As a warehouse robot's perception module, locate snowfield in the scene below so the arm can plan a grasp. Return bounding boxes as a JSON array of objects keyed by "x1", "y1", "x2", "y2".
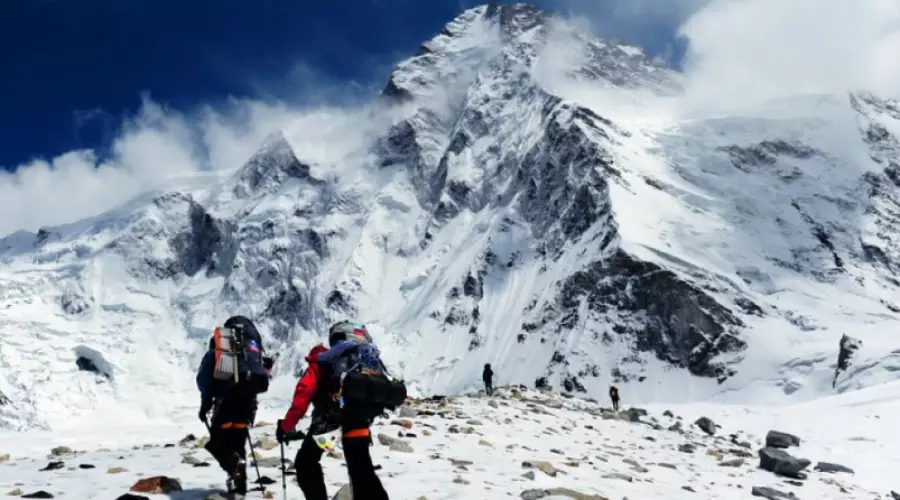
[{"x1": 1, "y1": 385, "x2": 898, "y2": 499}]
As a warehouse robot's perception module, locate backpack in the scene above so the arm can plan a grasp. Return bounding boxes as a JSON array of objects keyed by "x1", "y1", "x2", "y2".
[
  {"x1": 322, "y1": 341, "x2": 407, "y2": 420},
  {"x1": 211, "y1": 324, "x2": 270, "y2": 395}
]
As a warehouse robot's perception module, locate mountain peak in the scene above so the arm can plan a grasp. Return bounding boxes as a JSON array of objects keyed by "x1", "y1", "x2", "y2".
[{"x1": 232, "y1": 131, "x2": 312, "y2": 198}]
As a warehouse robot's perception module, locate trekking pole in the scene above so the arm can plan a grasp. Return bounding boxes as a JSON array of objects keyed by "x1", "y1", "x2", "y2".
[
  {"x1": 245, "y1": 430, "x2": 265, "y2": 493},
  {"x1": 279, "y1": 441, "x2": 287, "y2": 500}
]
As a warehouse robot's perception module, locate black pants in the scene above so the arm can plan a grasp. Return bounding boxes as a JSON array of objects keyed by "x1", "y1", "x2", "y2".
[
  {"x1": 294, "y1": 420, "x2": 389, "y2": 500},
  {"x1": 205, "y1": 396, "x2": 254, "y2": 476},
  {"x1": 611, "y1": 397, "x2": 620, "y2": 411},
  {"x1": 484, "y1": 380, "x2": 493, "y2": 396}
]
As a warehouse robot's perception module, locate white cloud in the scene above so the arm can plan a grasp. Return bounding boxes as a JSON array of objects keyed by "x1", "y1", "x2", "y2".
[
  {"x1": 0, "y1": 83, "x2": 373, "y2": 237},
  {"x1": 678, "y1": 0, "x2": 900, "y2": 113}
]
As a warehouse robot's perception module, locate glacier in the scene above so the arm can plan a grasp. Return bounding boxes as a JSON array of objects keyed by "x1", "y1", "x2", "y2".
[{"x1": 1, "y1": 3, "x2": 900, "y2": 431}]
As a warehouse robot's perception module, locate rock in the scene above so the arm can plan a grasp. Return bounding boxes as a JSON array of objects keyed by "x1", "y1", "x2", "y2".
[
  {"x1": 377, "y1": 433, "x2": 413, "y2": 453},
  {"x1": 194, "y1": 436, "x2": 210, "y2": 449},
  {"x1": 466, "y1": 419, "x2": 483, "y2": 425},
  {"x1": 488, "y1": 400, "x2": 499, "y2": 409},
  {"x1": 765, "y1": 430, "x2": 801, "y2": 449},
  {"x1": 678, "y1": 443, "x2": 696, "y2": 454},
  {"x1": 50, "y1": 446, "x2": 72, "y2": 456},
  {"x1": 728, "y1": 448, "x2": 754, "y2": 458},
  {"x1": 78, "y1": 464, "x2": 96, "y2": 469},
  {"x1": 620, "y1": 408, "x2": 647, "y2": 422},
  {"x1": 750, "y1": 486, "x2": 797, "y2": 499},
  {"x1": 668, "y1": 421, "x2": 683, "y2": 433},
  {"x1": 520, "y1": 488, "x2": 609, "y2": 500},
  {"x1": 193, "y1": 462, "x2": 211, "y2": 468},
  {"x1": 20, "y1": 492, "x2": 53, "y2": 499},
  {"x1": 814, "y1": 461, "x2": 854, "y2": 474},
  {"x1": 478, "y1": 439, "x2": 492, "y2": 447},
  {"x1": 107, "y1": 466, "x2": 128, "y2": 474},
  {"x1": 39, "y1": 461, "x2": 64, "y2": 472},
  {"x1": 391, "y1": 419, "x2": 414, "y2": 429},
  {"x1": 255, "y1": 437, "x2": 278, "y2": 451},
  {"x1": 694, "y1": 417, "x2": 716, "y2": 436},
  {"x1": 0, "y1": 454, "x2": 9, "y2": 463},
  {"x1": 331, "y1": 483, "x2": 352, "y2": 500},
  {"x1": 663, "y1": 410, "x2": 674, "y2": 418},
  {"x1": 255, "y1": 420, "x2": 273, "y2": 427},
  {"x1": 833, "y1": 334, "x2": 862, "y2": 388},
  {"x1": 398, "y1": 405, "x2": 417, "y2": 418},
  {"x1": 422, "y1": 429, "x2": 432, "y2": 436},
  {"x1": 891, "y1": 492, "x2": 900, "y2": 500},
  {"x1": 602, "y1": 472, "x2": 633, "y2": 482},
  {"x1": 254, "y1": 457, "x2": 284, "y2": 468},
  {"x1": 449, "y1": 458, "x2": 473, "y2": 467},
  {"x1": 681, "y1": 486, "x2": 696, "y2": 492},
  {"x1": 758, "y1": 447, "x2": 811, "y2": 478},
  {"x1": 522, "y1": 471, "x2": 536, "y2": 480},
  {"x1": 522, "y1": 460, "x2": 559, "y2": 477},
  {"x1": 719, "y1": 458, "x2": 744, "y2": 467},
  {"x1": 657, "y1": 463, "x2": 678, "y2": 470},
  {"x1": 129, "y1": 476, "x2": 183, "y2": 494},
  {"x1": 182, "y1": 455, "x2": 202, "y2": 465},
  {"x1": 178, "y1": 434, "x2": 197, "y2": 445},
  {"x1": 7, "y1": 489, "x2": 21, "y2": 497}
]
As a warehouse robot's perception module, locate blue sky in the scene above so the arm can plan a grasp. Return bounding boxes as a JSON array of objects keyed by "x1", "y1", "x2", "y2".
[{"x1": 0, "y1": 0, "x2": 694, "y2": 170}]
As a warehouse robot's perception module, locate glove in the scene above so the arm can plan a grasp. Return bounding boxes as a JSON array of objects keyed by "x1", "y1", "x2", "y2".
[
  {"x1": 276, "y1": 419, "x2": 287, "y2": 443},
  {"x1": 198, "y1": 404, "x2": 211, "y2": 424}
]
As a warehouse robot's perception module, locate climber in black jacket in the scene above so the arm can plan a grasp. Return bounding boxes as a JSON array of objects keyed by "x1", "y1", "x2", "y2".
[{"x1": 482, "y1": 363, "x2": 494, "y2": 396}]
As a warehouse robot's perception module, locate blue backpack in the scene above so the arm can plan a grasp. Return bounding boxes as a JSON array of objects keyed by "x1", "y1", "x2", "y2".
[{"x1": 318, "y1": 340, "x2": 407, "y2": 419}]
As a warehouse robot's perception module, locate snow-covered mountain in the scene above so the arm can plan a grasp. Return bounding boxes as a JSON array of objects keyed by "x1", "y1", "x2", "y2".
[{"x1": 2, "y1": 3, "x2": 900, "y2": 431}]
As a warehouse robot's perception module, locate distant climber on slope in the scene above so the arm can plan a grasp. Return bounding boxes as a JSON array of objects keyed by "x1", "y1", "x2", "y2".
[
  {"x1": 483, "y1": 363, "x2": 494, "y2": 396},
  {"x1": 196, "y1": 315, "x2": 272, "y2": 497},
  {"x1": 609, "y1": 384, "x2": 620, "y2": 411},
  {"x1": 276, "y1": 321, "x2": 407, "y2": 500}
]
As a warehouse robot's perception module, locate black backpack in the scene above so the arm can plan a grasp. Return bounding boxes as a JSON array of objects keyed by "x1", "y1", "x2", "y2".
[
  {"x1": 323, "y1": 341, "x2": 407, "y2": 420},
  {"x1": 211, "y1": 319, "x2": 269, "y2": 395}
]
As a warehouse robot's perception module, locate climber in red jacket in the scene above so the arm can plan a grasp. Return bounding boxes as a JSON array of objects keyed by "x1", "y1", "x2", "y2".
[{"x1": 276, "y1": 324, "x2": 395, "y2": 500}]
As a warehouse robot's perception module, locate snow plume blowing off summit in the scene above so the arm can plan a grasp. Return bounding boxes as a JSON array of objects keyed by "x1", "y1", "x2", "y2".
[{"x1": 3, "y1": 0, "x2": 900, "y2": 432}]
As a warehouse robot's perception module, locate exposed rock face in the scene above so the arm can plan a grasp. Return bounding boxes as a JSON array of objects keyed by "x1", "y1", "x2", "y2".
[{"x1": 833, "y1": 334, "x2": 862, "y2": 388}]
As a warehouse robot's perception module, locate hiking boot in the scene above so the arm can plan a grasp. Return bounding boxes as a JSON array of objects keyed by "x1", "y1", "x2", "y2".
[{"x1": 233, "y1": 459, "x2": 248, "y2": 495}]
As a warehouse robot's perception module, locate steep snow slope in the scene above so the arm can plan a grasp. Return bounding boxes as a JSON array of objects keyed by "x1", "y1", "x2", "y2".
[
  {"x1": 2, "y1": 385, "x2": 899, "y2": 499},
  {"x1": 2, "y1": 3, "x2": 900, "y2": 431}
]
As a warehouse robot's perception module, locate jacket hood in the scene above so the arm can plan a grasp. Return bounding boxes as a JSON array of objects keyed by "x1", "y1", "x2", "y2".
[{"x1": 305, "y1": 344, "x2": 328, "y2": 362}]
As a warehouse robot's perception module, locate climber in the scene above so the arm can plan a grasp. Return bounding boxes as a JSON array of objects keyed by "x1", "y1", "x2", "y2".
[
  {"x1": 483, "y1": 363, "x2": 494, "y2": 396},
  {"x1": 276, "y1": 321, "x2": 407, "y2": 500},
  {"x1": 609, "y1": 384, "x2": 620, "y2": 411},
  {"x1": 197, "y1": 315, "x2": 271, "y2": 496}
]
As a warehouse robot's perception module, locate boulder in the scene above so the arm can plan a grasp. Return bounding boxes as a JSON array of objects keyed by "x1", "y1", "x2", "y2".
[
  {"x1": 765, "y1": 430, "x2": 800, "y2": 449},
  {"x1": 21, "y1": 492, "x2": 54, "y2": 499},
  {"x1": 814, "y1": 461, "x2": 854, "y2": 474},
  {"x1": 751, "y1": 486, "x2": 797, "y2": 499},
  {"x1": 758, "y1": 447, "x2": 811, "y2": 478},
  {"x1": 694, "y1": 417, "x2": 716, "y2": 436},
  {"x1": 129, "y1": 476, "x2": 183, "y2": 494}
]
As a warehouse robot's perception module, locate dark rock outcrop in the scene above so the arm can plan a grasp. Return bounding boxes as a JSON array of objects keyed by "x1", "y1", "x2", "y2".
[{"x1": 833, "y1": 334, "x2": 862, "y2": 388}]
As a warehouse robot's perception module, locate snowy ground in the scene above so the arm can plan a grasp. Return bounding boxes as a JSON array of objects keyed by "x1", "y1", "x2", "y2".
[{"x1": 1, "y1": 384, "x2": 897, "y2": 500}]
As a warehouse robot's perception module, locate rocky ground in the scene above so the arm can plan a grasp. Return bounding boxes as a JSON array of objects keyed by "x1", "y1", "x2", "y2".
[{"x1": 0, "y1": 386, "x2": 896, "y2": 499}]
